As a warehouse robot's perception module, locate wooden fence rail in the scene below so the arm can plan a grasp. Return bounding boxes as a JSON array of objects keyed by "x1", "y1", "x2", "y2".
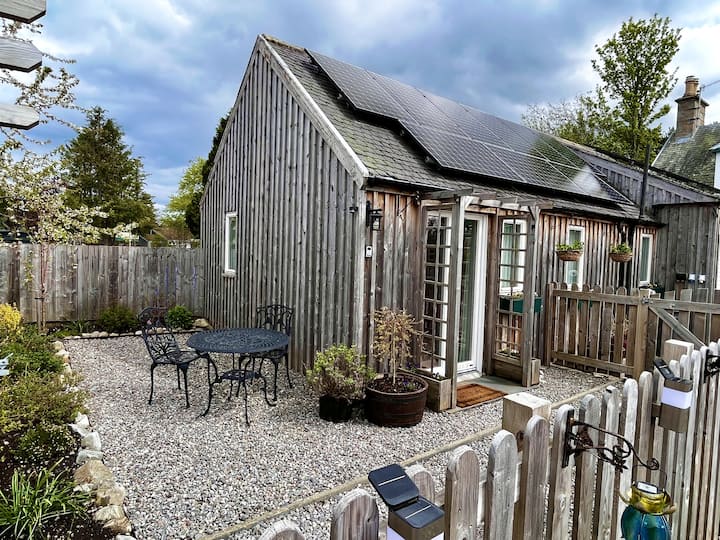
[
  {"x1": 0, "y1": 244, "x2": 204, "y2": 322},
  {"x1": 546, "y1": 283, "x2": 720, "y2": 376},
  {"x1": 258, "y1": 339, "x2": 720, "y2": 539}
]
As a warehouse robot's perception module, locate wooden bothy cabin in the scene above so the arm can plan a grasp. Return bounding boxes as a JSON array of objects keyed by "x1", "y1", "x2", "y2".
[{"x1": 201, "y1": 35, "x2": 720, "y2": 405}]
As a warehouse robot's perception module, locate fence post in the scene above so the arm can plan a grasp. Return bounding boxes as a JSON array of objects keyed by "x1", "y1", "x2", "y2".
[
  {"x1": 406, "y1": 464, "x2": 435, "y2": 502},
  {"x1": 633, "y1": 290, "x2": 650, "y2": 378},
  {"x1": 544, "y1": 282, "x2": 556, "y2": 365},
  {"x1": 330, "y1": 488, "x2": 378, "y2": 540},
  {"x1": 259, "y1": 519, "x2": 305, "y2": 540},
  {"x1": 514, "y1": 416, "x2": 548, "y2": 540},
  {"x1": 445, "y1": 444, "x2": 479, "y2": 540},
  {"x1": 547, "y1": 404, "x2": 574, "y2": 540}
]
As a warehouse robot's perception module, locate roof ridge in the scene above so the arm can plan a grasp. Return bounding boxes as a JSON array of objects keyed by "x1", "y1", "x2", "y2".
[{"x1": 260, "y1": 34, "x2": 305, "y2": 53}]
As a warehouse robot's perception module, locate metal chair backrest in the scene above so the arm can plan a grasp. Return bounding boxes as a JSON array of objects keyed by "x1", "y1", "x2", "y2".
[
  {"x1": 138, "y1": 307, "x2": 182, "y2": 360},
  {"x1": 255, "y1": 304, "x2": 294, "y2": 338}
]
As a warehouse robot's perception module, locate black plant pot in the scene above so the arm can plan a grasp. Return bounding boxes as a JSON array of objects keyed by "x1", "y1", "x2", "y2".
[{"x1": 318, "y1": 395, "x2": 354, "y2": 423}]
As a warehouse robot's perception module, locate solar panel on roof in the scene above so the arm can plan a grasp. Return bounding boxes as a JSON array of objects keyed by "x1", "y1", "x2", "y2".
[{"x1": 308, "y1": 48, "x2": 623, "y2": 204}]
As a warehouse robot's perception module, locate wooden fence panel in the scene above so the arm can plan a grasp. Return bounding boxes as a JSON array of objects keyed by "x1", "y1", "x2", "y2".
[
  {"x1": 573, "y1": 395, "x2": 599, "y2": 540},
  {"x1": 593, "y1": 387, "x2": 619, "y2": 539},
  {"x1": 514, "y1": 416, "x2": 549, "y2": 540},
  {"x1": 547, "y1": 404, "x2": 574, "y2": 540},
  {"x1": 445, "y1": 445, "x2": 479, "y2": 540},
  {"x1": 0, "y1": 245, "x2": 204, "y2": 322},
  {"x1": 329, "y1": 489, "x2": 378, "y2": 540},
  {"x1": 259, "y1": 520, "x2": 305, "y2": 540},
  {"x1": 486, "y1": 431, "x2": 518, "y2": 540}
]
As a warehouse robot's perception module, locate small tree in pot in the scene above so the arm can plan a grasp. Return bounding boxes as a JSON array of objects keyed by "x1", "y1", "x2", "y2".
[
  {"x1": 306, "y1": 344, "x2": 375, "y2": 422},
  {"x1": 365, "y1": 307, "x2": 429, "y2": 427}
]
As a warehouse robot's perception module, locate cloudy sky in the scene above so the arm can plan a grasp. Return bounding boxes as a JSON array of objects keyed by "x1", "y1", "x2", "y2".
[{"x1": 20, "y1": 0, "x2": 720, "y2": 211}]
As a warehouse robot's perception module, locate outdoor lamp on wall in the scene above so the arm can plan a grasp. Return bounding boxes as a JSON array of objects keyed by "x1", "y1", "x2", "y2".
[
  {"x1": 366, "y1": 201, "x2": 383, "y2": 231},
  {"x1": 620, "y1": 478, "x2": 675, "y2": 539},
  {"x1": 653, "y1": 358, "x2": 692, "y2": 433}
]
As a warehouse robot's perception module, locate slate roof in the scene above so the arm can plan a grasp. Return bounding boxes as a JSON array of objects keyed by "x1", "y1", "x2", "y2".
[
  {"x1": 266, "y1": 36, "x2": 639, "y2": 220},
  {"x1": 653, "y1": 123, "x2": 720, "y2": 186}
]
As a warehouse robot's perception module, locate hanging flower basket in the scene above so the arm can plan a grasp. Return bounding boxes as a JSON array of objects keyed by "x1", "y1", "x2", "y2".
[
  {"x1": 556, "y1": 249, "x2": 582, "y2": 262},
  {"x1": 610, "y1": 251, "x2": 633, "y2": 263}
]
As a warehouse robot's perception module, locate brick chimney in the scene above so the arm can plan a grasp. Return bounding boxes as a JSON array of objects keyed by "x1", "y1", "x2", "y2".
[{"x1": 675, "y1": 75, "x2": 709, "y2": 137}]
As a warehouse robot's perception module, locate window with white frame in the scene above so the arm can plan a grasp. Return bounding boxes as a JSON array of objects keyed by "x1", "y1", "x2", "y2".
[
  {"x1": 564, "y1": 226, "x2": 585, "y2": 286},
  {"x1": 499, "y1": 218, "x2": 526, "y2": 295},
  {"x1": 638, "y1": 234, "x2": 652, "y2": 285},
  {"x1": 224, "y1": 212, "x2": 238, "y2": 275}
]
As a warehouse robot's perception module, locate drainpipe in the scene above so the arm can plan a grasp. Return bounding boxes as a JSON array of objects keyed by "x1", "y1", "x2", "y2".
[{"x1": 627, "y1": 144, "x2": 651, "y2": 290}]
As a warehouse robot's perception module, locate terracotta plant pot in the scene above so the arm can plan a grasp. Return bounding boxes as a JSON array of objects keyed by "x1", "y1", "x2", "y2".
[{"x1": 364, "y1": 374, "x2": 428, "y2": 427}]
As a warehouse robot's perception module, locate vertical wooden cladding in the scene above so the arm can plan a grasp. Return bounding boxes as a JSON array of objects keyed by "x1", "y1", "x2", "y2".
[
  {"x1": 536, "y1": 213, "x2": 656, "y2": 293},
  {"x1": 654, "y1": 205, "x2": 720, "y2": 293},
  {"x1": 366, "y1": 191, "x2": 421, "y2": 317},
  {"x1": 201, "y1": 50, "x2": 364, "y2": 371}
]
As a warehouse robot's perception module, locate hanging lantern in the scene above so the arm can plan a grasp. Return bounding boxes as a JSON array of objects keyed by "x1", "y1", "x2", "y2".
[{"x1": 620, "y1": 479, "x2": 676, "y2": 539}]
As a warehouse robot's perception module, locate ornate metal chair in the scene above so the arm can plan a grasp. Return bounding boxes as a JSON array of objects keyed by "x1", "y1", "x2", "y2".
[
  {"x1": 254, "y1": 304, "x2": 294, "y2": 401},
  {"x1": 138, "y1": 307, "x2": 207, "y2": 408}
]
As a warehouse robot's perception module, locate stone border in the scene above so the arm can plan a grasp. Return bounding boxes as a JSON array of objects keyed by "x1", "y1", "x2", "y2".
[
  {"x1": 62, "y1": 318, "x2": 212, "y2": 340},
  {"x1": 55, "y1": 340, "x2": 136, "y2": 540}
]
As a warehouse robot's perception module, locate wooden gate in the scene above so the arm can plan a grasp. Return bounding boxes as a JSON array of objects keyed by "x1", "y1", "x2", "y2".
[{"x1": 256, "y1": 340, "x2": 720, "y2": 540}]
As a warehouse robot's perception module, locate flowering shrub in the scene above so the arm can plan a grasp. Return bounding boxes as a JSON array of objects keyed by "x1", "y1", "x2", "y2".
[{"x1": 0, "y1": 304, "x2": 21, "y2": 342}]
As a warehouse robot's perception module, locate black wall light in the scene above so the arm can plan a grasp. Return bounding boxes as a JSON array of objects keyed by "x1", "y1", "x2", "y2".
[{"x1": 366, "y1": 201, "x2": 383, "y2": 231}]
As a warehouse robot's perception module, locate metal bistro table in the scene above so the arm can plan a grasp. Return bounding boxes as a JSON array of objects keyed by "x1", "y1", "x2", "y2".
[{"x1": 187, "y1": 328, "x2": 290, "y2": 424}]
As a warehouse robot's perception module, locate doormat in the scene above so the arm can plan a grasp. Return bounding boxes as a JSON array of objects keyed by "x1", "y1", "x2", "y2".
[{"x1": 456, "y1": 384, "x2": 506, "y2": 408}]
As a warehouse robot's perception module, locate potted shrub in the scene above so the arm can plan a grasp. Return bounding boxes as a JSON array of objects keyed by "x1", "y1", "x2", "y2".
[
  {"x1": 610, "y1": 242, "x2": 633, "y2": 263},
  {"x1": 556, "y1": 240, "x2": 584, "y2": 262},
  {"x1": 306, "y1": 344, "x2": 375, "y2": 423},
  {"x1": 365, "y1": 307, "x2": 429, "y2": 427}
]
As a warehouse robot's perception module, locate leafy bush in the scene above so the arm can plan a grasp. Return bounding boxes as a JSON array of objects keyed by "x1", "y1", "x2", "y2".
[
  {"x1": 610, "y1": 242, "x2": 633, "y2": 254},
  {"x1": 0, "y1": 304, "x2": 21, "y2": 342},
  {"x1": 0, "y1": 462, "x2": 89, "y2": 539},
  {"x1": 49, "y1": 320, "x2": 95, "y2": 339},
  {"x1": 7, "y1": 348, "x2": 63, "y2": 378},
  {"x1": 556, "y1": 240, "x2": 584, "y2": 252},
  {"x1": 97, "y1": 305, "x2": 139, "y2": 334},
  {"x1": 14, "y1": 325, "x2": 54, "y2": 352},
  {"x1": 306, "y1": 344, "x2": 375, "y2": 400},
  {"x1": 165, "y1": 305, "x2": 194, "y2": 330},
  {"x1": 13, "y1": 423, "x2": 76, "y2": 468},
  {"x1": 0, "y1": 372, "x2": 86, "y2": 436}
]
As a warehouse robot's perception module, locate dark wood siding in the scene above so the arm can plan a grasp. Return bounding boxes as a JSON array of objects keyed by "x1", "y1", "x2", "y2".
[
  {"x1": 201, "y1": 49, "x2": 365, "y2": 371},
  {"x1": 654, "y1": 205, "x2": 720, "y2": 294}
]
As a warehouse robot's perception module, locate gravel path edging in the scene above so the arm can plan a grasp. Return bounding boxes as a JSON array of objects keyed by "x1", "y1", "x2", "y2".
[{"x1": 202, "y1": 379, "x2": 618, "y2": 539}]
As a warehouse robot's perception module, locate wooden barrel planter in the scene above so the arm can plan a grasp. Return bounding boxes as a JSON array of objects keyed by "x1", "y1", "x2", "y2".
[
  {"x1": 556, "y1": 249, "x2": 582, "y2": 262},
  {"x1": 364, "y1": 374, "x2": 428, "y2": 427},
  {"x1": 610, "y1": 252, "x2": 633, "y2": 263}
]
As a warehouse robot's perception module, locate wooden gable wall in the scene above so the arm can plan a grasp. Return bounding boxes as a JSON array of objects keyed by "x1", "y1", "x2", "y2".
[{"x1": 201, "y1": 44, "x2": 366, "y2": 371}]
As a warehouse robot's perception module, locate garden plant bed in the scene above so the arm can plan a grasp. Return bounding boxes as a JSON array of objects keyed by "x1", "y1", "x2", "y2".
[{"x1": 0, "y1": 431, "x2": 113, "y2": 540}]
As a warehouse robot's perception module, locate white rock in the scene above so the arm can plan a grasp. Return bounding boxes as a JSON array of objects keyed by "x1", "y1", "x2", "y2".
[
  {"x1": 91, "y1": 331, "x2": 101, "y2": 338},
  {"x1": 115, "y1": 536, "x2": 136, "y2": 540},
  {"x1": 76, "y1": 449, "x2": 104, "y2": 465},
  {"x1": 69, "y1": 424, "x2": 91, "y2": 438},
  {"x1": 193, "y1": 318, "x2": 212, "y2": 329},
  {"x1": 96, "y1": 484, "x2": 125, "y2": 506},
  {"x1": 74, "y1": 413, "x2": 90, "y2": 428},
  {"x1": 135, "y1": 330, "x2": 142, "y2": 336},
  {"x1": 104, "y1": 516, "x2": 132, "y2": 535},
  {"x1": 109, "y1": 333, "x2": 119, "y2": 337},
  {"x1": 55, "y1": 350, "x2": 70, "y2": 361},
  {"x1": 99, "y1": 331, "x2": 109, "y2": 338},
  {"x1": 52, "y1": 340, "x2": 64, "y2": 351},
  {"x1": 81, "y1": 431, "x2": 102, "y2": 452},
  {"x1": 81, "y1": 333, "x2": 92, "y2": 338},
  {"x1": 94, "y1": 504, "x2": 125, "y2": 522}
]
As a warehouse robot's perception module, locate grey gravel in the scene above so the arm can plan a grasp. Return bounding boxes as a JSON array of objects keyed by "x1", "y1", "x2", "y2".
[{"x1": 66, "y1": 336, "x2": 615, "y2": 540}]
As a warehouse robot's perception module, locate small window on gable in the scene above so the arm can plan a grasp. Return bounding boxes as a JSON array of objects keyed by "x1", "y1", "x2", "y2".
[
  {"x1": 638, "y1": 234, "x2": 652, "y2": 285},
  {"x1": 564, "y1": 226, "x2": 585, "y2": 287},
  {"x1": 224, "y1": 212, "x2": 238, "y2": 275}
]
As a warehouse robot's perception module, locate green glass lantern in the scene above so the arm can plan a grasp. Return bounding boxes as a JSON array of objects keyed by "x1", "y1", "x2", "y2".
[{"x1": 620, "y1": 480, "x2": 676, "y2": 539}]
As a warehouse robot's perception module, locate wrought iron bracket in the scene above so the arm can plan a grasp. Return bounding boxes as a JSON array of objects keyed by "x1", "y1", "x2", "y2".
[
  {"x1": 562, "y1": 410, "x2": 660, "y2": 472},
  {"x1": 705, "y1": 352, "x2": 720, "y2": 379}
]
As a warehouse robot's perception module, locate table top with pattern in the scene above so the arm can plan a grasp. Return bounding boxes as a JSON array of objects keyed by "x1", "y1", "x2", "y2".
[{"x1": 187, "y1": 328, "x2": 289, "y2": 355}]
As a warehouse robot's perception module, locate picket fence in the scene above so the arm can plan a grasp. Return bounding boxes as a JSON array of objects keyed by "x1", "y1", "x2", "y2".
[
  {"x1": 545, "y1": 283, "x2": 720, "y2": 378},
  {"x1": 0, "y1": 244, "x2": 204, "y2": 322},
  {"x1": 256, "y1": 340, "x2": 720, "y2": 540}
]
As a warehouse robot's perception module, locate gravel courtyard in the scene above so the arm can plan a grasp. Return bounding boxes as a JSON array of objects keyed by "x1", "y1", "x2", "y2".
[{"x1": 66, "y1": 335, "x2": 615, "y2": 539}]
